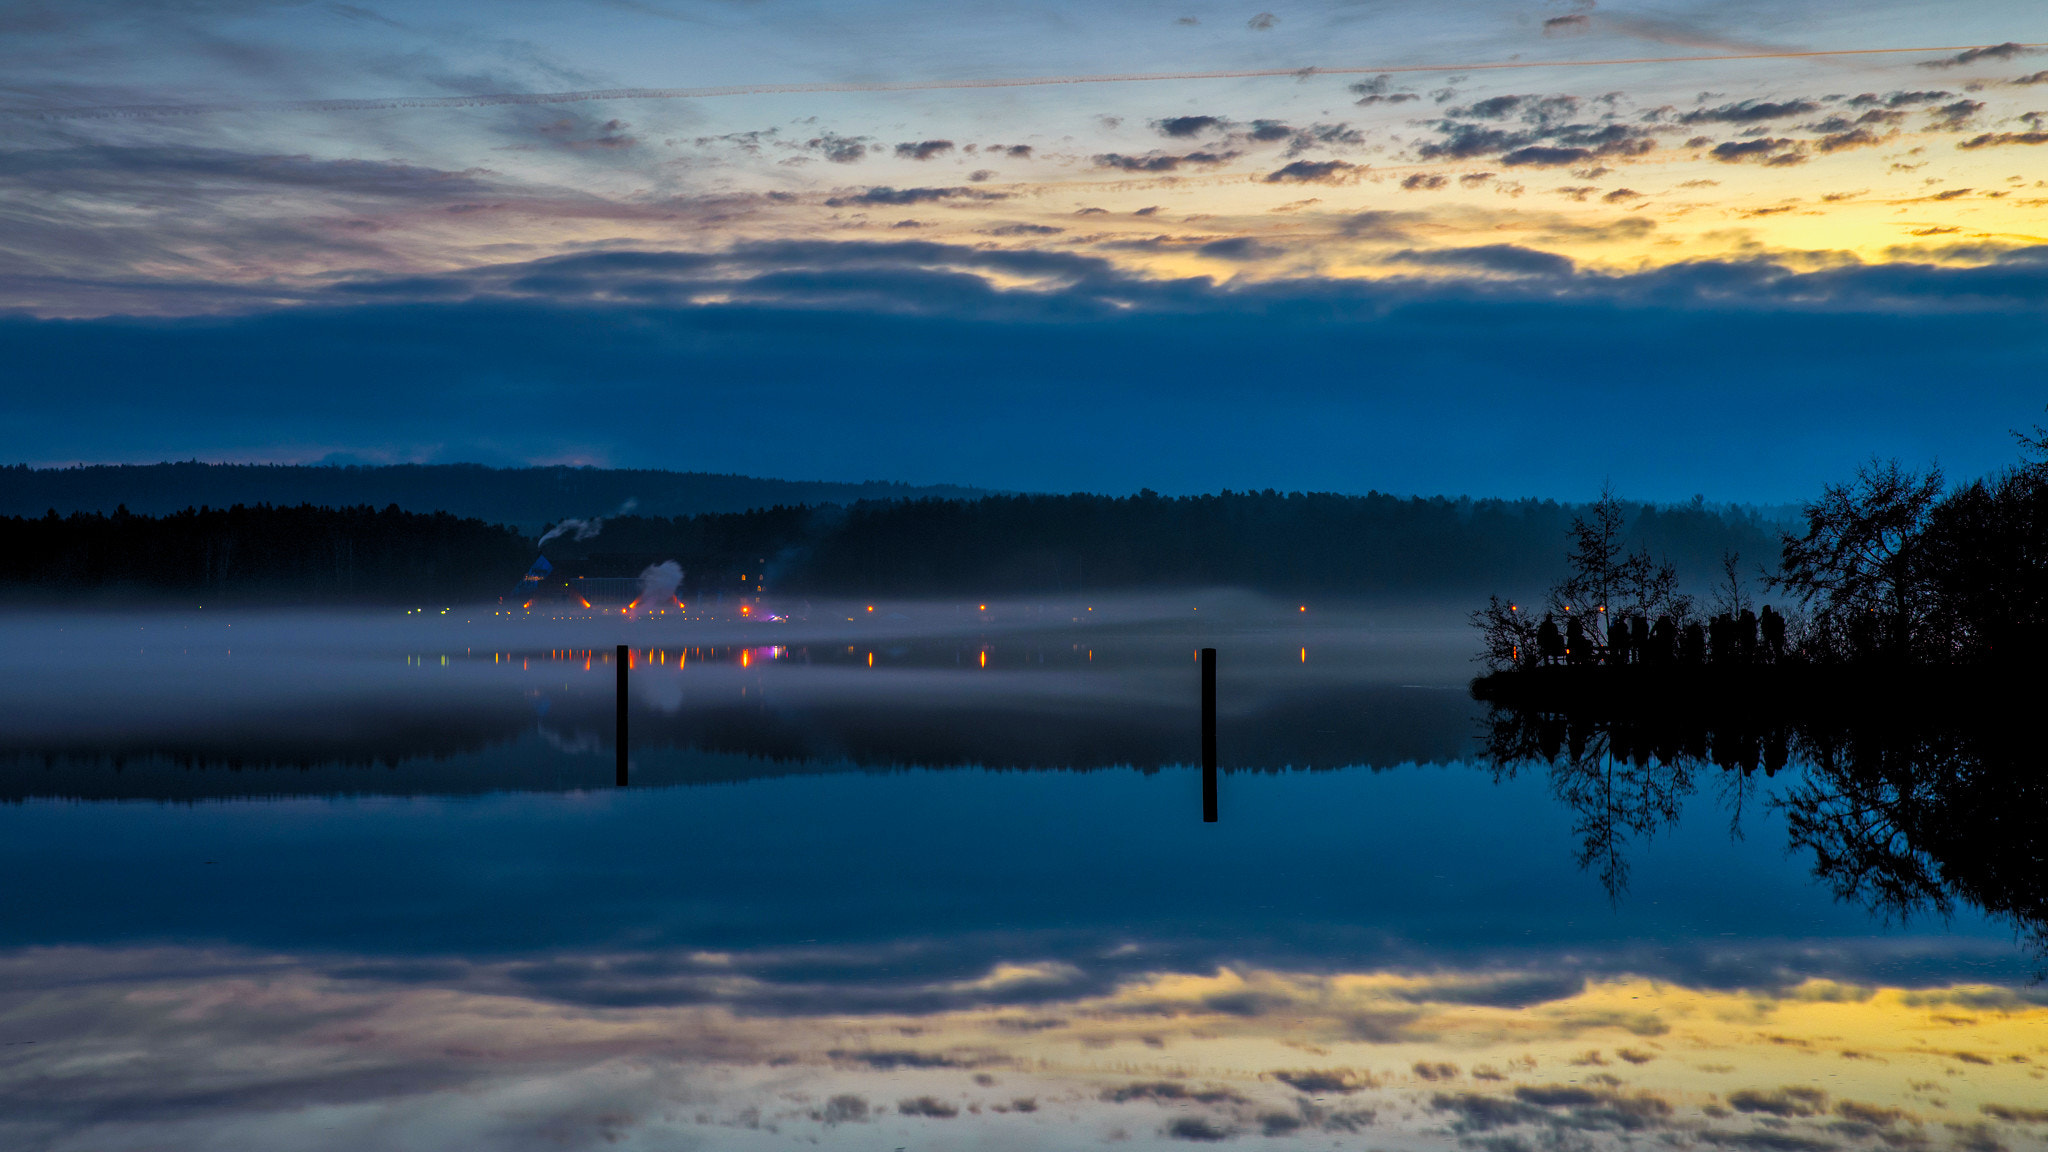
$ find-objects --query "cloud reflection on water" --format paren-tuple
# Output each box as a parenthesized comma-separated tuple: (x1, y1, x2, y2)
(3, 945, 2044, 1152)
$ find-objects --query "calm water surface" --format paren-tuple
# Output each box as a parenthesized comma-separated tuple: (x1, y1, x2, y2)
(1, 601, 2041, 1151)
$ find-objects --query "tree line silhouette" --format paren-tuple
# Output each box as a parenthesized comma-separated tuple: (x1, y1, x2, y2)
(0, 504, 531, 602)
(0, 462, 986, 524)
(562, 489, 1777, 600)
(1475, 422, 2048, 673)
(0, 489, 1782, 603)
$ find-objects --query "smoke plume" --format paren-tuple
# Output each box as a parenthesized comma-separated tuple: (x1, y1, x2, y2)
(637, 561, 682, 606)
(537, 499, 638, 546)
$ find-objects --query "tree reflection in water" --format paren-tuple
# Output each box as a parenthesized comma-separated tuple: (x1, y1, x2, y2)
(1480, 705, 2047, 963)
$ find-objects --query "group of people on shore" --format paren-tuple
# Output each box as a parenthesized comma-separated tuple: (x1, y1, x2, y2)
(1533, 606, 1788, 668)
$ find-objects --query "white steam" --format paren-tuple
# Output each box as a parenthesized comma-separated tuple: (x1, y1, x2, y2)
(537, 499, 639, 547)
(538, 518, 601, 546)
(637, 561, 683, 607)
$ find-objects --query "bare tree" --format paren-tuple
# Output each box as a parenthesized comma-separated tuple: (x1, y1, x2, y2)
(1551, 485, 1691, 631)
(1470, 594, 1539, 671)
(1710, 550, 1754, 618)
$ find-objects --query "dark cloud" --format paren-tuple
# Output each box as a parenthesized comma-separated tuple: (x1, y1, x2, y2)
(1433, 1092, 1550, 1132)
(805, 133, 869, 163)
(1246, 12, 1277, 30)
(1393, 245, 1574, 276)
(1930, 100, 1986, 129)
(1678, 100, 1822, 124)
(1709, 138, 1805, 165)
(1264, 160, 1357, 183)
(1460, 95, 1528, 120)
(1093, 150, 1235, 172)
(1921, 42, 2031, 69)
(1808, 109, 1905, 131)
(1502, 146, 1595, 167)
(1155, 115, 1227, 138)
(1196, 237, 1273, 261)
(1246, 119, 1293, 142)
(1416, 102, 1655, 166)
(1958, 131, 2048, 149)
(1395, 974, 1586, 1008)
(1350, 76, 1419, 106)
(822, 186, 1009, 207)
(981, 223, 1062, 236)
(1401, 173, 1448, 190)
(1848, 90, 1952, 107)
(0, 145, 500, 199)
(894, 140, 955, 160)
(1602, 187, 1643, 202)
(9, 239, 2048, 502)
(1815, 128, 1884, 152)
(897, 1095, 959, 1118)
(2016, 71, 2048, 85)
(1543, 13, 1589, 35)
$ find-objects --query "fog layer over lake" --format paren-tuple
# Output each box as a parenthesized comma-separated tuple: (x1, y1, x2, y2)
(1, 599, 2040, 1152)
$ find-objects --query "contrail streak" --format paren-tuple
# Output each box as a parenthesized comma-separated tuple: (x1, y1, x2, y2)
(6, 43, 2041, 120)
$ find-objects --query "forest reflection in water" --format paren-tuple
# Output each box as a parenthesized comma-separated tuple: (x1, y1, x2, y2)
(1480, 702, 2048, 967)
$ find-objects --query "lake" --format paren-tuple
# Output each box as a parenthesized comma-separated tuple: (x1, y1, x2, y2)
(1, 598, 2041, 1151)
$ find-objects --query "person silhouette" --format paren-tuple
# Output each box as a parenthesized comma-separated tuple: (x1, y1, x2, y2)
(1651, 615, 1676, 665)
(1566, 616, 1587, 666)
(1680, 620, 1707, 664)
(1538, 614, 1564, 667)
(1608, 615, 1632, 666)
(1760, 605, 1786, 663)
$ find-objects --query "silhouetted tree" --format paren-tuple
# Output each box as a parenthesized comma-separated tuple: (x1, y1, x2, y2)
(1551, 485, 1692, 639)
(1776, 458, 1943, 663)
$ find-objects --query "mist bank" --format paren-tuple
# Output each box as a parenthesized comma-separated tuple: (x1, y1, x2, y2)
(0, 491, 1780, 603)
(0, 462, 991, 526)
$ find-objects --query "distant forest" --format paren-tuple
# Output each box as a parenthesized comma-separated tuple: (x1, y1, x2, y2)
(0, 504, 530, 603)
(0, 462, 990, 525)
(0, 491, 1781, 604)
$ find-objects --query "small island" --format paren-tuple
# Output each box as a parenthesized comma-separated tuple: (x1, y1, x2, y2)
(1470, 429, 2048, 720)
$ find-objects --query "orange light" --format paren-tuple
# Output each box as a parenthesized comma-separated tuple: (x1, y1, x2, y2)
(741, 649, 750, 667)
(1301, 647, 1307, 663)
(979, 604, 986, 611)
(1299, 605, 1306, 612)
(866, 605, 874, 612)
(867, 652, 874, 667)
(979, 650, 987, 667)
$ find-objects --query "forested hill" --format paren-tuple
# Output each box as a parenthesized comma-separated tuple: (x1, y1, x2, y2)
(0, 491, 1782, 603)
(0, 463, 991, 525)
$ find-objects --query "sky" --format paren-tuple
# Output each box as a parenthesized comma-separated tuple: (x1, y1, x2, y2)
(3, 0, 2047, 500)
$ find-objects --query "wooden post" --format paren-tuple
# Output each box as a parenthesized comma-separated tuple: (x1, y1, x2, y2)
(1201, 647, 1217, 822)
(616, 644, 629, 787)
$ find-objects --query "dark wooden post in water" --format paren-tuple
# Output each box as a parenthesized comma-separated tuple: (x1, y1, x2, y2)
(615, 644, 629, 787)
(1201, 647, 1217, 822)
